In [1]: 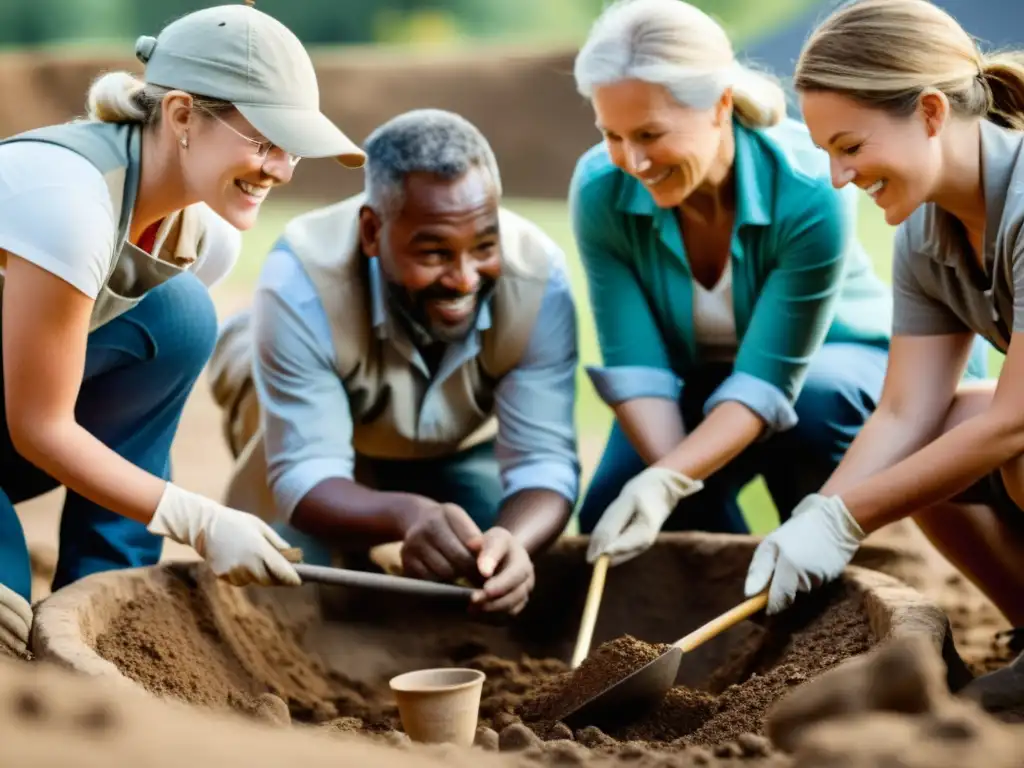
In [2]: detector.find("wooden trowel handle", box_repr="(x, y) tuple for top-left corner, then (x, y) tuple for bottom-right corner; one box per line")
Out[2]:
(570, 554), (611, 668)
(673, 592), (769, 654)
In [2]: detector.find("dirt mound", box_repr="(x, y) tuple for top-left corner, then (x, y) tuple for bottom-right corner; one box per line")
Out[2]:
(767, 635), (1024, 768)
(500, 587), (868, 757)
(9, 622), (1024, 768)
(0, 653), (513, 768)
(31, 531), (989, 766)
(856, 520), (1014, 679)
(88, 562), (870, 765)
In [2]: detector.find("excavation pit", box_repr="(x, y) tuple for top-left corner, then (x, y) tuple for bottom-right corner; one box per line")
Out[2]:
(30, 533), (962, 765)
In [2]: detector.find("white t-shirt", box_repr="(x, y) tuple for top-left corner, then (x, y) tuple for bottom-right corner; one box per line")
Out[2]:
(0, 142), (240, 298)
(692, 260), (738, 361)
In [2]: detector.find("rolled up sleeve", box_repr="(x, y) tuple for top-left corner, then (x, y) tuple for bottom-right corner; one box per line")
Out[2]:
(251, 246), (356, 521)
(707, 183), (849, 435)
(570, 161), (678, 405)
(494, 254), (581, 505)
(585, 365), (682, 405)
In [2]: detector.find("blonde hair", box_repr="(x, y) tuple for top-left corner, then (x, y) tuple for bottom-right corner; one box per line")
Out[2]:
(573, 0), (786, 129)
(86, 71), (233, 126)
(795, 0), (1024, 130)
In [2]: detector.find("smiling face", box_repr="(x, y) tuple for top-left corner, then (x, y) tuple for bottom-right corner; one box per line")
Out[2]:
(360, 165), (502, 344)
(173, 104), (298, 231)
(799, 90), (948, 227)
(590, 78), (730, 208)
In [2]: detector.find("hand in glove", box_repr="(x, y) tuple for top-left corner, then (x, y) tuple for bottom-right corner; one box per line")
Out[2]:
(147, 482), (302, 587)
(587, 466), (703, 566)
(0, 583), (32, 659)
(744, 493), (866, 614)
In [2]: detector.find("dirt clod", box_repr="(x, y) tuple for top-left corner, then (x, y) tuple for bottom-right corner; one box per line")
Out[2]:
(475, 726), (499, 751)
(494, 711), (521, 731)
(500, 722), (543, 752)
(737, 732), (771, 757)
(250, 694), (291, 727)
(575, 726), (614, 749)
(13, 689), (46, 721)
(74, 702), (118, 732)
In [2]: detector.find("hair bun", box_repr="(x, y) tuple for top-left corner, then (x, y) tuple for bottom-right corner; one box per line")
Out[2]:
(134, 35), (157, 65)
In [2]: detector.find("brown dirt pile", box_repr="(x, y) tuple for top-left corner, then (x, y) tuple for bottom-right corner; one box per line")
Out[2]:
(517, 635), (675, 723)
(503, 586), (870, 755)
(92, 567), (870, 766)
(9, 632), (1024, 768)
(766, 635), (1024, 768)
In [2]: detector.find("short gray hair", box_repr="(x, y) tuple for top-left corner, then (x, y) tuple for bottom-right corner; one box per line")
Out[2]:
(363, 108), (503, 216)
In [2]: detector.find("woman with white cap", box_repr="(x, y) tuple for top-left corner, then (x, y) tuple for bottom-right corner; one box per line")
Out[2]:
(0, 2), (364, 658)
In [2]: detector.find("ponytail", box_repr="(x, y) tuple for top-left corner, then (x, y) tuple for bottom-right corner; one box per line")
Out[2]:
(981, 52), (1024, 130)
(86, 72), (160, 124)
(732, 65), (787, 129)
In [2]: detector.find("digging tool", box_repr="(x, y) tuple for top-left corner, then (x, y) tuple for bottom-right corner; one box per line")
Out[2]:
(562, 591), (769, 729)
(280, 547), (476, 601)
(570, 554), (610, 668)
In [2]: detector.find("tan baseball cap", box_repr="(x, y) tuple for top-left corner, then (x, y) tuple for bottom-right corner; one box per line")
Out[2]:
(135, 3), (365, 168)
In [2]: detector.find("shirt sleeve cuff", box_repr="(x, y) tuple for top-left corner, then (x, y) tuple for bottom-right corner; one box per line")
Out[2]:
(501, 459), (580, 505)
(585, 365), (682, 406)
(271, 457), (354, 522)
(703, 371), (798, 438)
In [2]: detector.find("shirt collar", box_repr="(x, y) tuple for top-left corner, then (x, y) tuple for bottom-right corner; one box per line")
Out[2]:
(367, 255), (494, 342)
(925, 119), (1021, 269)
(614, 119), (773, 233)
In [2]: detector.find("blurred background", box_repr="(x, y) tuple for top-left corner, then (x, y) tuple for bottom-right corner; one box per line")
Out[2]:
(5, 0), (1021, 552)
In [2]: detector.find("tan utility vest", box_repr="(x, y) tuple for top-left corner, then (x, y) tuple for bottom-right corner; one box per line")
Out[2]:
(0, 120), (214, 331)
(217, 193), (554, 522)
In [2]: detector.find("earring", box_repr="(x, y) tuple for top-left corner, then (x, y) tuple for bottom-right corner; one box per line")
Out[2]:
(179, 135), (189, 148)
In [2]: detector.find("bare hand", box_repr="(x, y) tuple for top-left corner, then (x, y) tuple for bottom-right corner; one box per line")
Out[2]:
(468, 527), (535, 615)
(400, 501), (482, 582)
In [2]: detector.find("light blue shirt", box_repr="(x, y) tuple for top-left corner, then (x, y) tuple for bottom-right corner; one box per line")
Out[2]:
(250, 242), (581, 522)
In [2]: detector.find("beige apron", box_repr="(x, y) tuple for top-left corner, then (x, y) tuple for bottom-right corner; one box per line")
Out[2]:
(0, 121), (202, 332)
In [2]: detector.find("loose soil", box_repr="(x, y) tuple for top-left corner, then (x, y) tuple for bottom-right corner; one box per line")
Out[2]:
(93, 564), (869, 765)
(509, 587), (870, 753)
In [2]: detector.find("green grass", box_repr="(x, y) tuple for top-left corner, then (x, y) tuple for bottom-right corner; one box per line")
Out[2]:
(228, 194), (1000, 535)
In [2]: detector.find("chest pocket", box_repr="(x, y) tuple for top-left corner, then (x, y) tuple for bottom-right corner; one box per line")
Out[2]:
(89, 208), (199, 332)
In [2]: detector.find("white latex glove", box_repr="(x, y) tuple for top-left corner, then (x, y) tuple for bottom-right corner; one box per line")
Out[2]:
(147, 482), (301, 588)
(744, 493), (866, 615)
(587, 466), (704, 566)
(0, 583), (32, 659)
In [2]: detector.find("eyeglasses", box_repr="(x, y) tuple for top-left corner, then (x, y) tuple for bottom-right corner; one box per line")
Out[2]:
(199, 107), (301, 168)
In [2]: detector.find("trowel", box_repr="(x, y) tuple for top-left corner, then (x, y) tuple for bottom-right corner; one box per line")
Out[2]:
(562, 591), (769, 729)
(281, 547), (476, 601)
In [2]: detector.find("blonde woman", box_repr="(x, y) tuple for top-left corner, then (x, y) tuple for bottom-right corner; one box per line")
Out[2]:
(569, 0), (989, 567)
(740, 0), (1024, 710)
(0, 3), (365, 658)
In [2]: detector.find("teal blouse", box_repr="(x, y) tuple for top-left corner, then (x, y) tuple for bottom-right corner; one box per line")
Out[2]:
(569, 117), (893, 434)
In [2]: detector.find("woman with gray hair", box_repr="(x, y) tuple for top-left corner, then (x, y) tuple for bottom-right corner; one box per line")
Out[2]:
(0, 2), (364, 659)
(571, 0), (989, 568)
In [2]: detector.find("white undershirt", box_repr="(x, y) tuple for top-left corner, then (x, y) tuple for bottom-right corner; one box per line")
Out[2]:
(692, 260), (738, 361)
(0, 142), (240, 298)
